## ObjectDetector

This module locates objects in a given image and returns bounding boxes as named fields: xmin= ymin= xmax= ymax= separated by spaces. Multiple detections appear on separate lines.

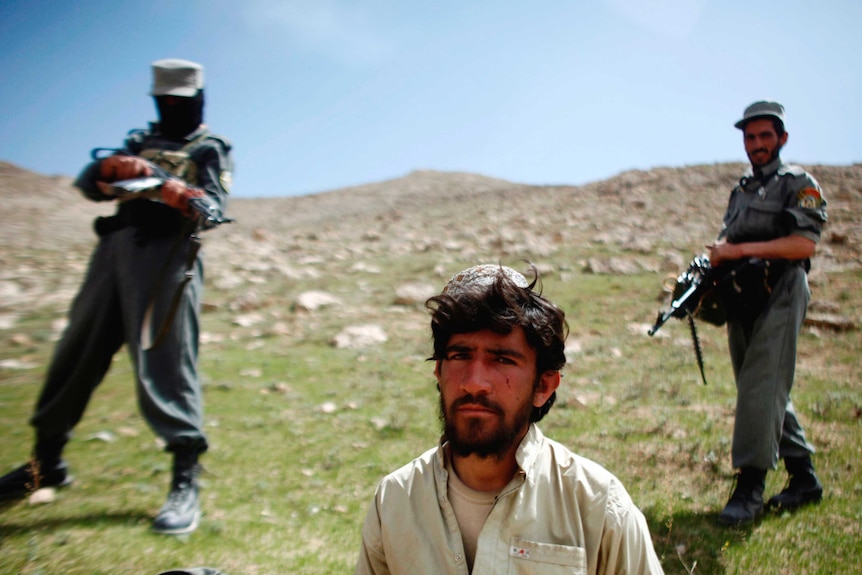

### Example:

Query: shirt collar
xmin=434 ymin=424 xmax=544 ymax=493
xmin=514 ymin=423 xmax=543 ymax=472
xmin=751 ymin=156 xmax=782 ymax=181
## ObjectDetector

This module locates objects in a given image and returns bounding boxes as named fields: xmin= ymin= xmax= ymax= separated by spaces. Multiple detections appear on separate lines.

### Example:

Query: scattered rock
xmin=28 ymin=487 xmax=57 ymax=505
xmin=393 ymin=282 xmax=436 ymax=306
xmin=583 ymin=257 xmax=643 ymax=275
xmin=85 ymin=431 xmax=116 ymax=443
xmin=0 ymin=358 xmax=38 ymax=370
xmin=805 ymin=313 xmax=856 ymax=332
xmin=233 ymin=313 xmax=266 ymax=327
xmin=319 ymin=401 xmax=337 ymax=413
xmin=332 ymin=324 xmax=388 ymax=349
xmin=295 ymin=291 xmax=341 ymax=311
xmin=10 ymin=333 xmax=33 ymax=346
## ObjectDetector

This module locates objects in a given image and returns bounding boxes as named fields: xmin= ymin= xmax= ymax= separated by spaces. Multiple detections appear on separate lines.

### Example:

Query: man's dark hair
xmin=769 ymin=117 xmax=786 ymax=138
xmin=426 ymin=265 xmax=568 ymax=422
xmin=744 ymin=116 xmax=785 ymax=138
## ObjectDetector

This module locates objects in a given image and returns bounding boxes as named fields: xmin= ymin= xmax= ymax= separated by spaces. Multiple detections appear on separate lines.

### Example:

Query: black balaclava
xmin=155 ymin=89 xmax=204 ymax=140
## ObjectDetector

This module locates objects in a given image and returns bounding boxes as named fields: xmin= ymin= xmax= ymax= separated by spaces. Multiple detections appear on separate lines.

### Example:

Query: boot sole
xmin=718 ymin=503 xmax=764 ymax=527
xmin=717 ymin=512 xmax=762 ymax=527
xmin=152 ymin=510 xmax=201 ymax=535
xmin=766 ymin=491 xmax=823 ymax=512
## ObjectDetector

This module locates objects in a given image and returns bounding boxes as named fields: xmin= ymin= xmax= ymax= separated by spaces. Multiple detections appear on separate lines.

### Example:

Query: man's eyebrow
xmin=445 ymin=343 xmax=473 ymax=354
xmin=444 ymin=343 xmax=526 ymax=358
xmin=488 ymin=347 xmax=528 ymax=360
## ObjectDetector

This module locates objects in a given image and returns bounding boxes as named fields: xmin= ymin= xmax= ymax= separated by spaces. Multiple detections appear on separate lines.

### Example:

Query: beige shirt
xmin=446 ymin=456 xmax=500 ymax=570
xmin=355 ymin=425 xmax=665 ymax=575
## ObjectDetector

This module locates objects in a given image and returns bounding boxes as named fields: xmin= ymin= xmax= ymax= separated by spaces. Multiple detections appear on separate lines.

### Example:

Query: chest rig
xmin=139 ymin=130 xmax=209 ymax=186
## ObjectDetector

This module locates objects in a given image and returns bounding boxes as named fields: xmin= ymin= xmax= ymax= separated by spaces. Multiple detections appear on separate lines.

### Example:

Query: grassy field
xmin=1 ymin=244 xmax=860 ymax=574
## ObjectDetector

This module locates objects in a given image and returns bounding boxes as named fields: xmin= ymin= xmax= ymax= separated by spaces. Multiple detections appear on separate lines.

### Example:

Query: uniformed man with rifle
xmin=0 ymin=59 xmax=233 ymax=536
xmin=651 ymin=101 xmax=827 ymax=527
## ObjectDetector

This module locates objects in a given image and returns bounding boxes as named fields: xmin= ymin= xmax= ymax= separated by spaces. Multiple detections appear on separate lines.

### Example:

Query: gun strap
xmin=140 ymin=218 xmax=200 ymax=351
xmin=688 ymin=314 xmax=708 ymax=385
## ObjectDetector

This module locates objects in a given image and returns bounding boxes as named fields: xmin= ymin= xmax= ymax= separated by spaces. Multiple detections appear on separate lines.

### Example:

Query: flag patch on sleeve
xmin=797 ymin=187 xmax=822 ymax=209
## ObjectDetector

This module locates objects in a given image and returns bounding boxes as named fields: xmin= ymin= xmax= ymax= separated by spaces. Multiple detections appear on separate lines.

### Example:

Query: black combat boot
xmin=766 ymin=455 xmax=823 ymax=512
xmin=152 ymin=451 xmax=201 ymax=534
xmin=0 ymin=435 xmax=72 ymax=504
xmin=718 ymin=467 xmax=766 ymax=526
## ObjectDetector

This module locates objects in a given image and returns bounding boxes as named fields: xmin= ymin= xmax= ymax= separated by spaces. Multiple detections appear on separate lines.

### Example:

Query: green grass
xmin=1 ymin=250 xmax=860 ymax=574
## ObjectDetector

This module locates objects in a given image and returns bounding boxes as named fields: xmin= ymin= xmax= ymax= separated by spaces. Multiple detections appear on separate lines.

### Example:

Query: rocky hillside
xmin=1 ymin=160 xmax=860 ymax=339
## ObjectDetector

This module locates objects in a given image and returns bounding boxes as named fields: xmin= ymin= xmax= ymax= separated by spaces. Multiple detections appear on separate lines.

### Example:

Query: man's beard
xmin=439 ymin=390 xmax=534 ymax=460
xmin=748 ymin=143 xmax=782 ymax=169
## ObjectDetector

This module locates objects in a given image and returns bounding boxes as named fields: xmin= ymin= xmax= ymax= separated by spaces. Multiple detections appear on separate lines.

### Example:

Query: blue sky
xmin=1 ymin=0 xmax=859 ymax=198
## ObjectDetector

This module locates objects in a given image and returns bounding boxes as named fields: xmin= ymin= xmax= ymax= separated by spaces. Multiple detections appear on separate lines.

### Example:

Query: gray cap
xmin=442 ymin=264 xmax=529 ymax=298
xmin=150 ymin=59 xmax=204 ymax=97
xmin=734 ymin=100 xmax=785 ymax=130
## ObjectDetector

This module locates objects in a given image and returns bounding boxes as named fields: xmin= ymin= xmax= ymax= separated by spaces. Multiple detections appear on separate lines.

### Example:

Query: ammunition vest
xmin=139 ymin=130 xmax=210 ymax=186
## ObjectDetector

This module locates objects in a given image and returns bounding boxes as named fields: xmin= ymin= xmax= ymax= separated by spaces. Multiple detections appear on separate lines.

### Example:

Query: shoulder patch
xmin=219 ymin=171 xmax=233 ymax=193
xmin=797 ymin=187 xmax=823 ymax=209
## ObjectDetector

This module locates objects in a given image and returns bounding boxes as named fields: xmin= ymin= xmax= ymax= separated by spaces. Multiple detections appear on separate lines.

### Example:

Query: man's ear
xmin=434 ymin=359 xmax=442 ymax=379
xmin=533 ymin=370 xmax=561 ymax=408
xmin=780 ymin=131 xmax=789 ymax=147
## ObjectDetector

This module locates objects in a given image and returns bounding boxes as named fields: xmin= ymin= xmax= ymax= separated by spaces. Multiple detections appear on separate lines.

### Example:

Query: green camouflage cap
xmin=150 ymin=59 xmax=204 ymax=97
xmin=735 ymin=100 xmax=785 ymax=130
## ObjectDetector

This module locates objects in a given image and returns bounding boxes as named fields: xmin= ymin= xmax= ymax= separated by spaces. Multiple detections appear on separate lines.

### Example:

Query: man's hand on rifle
xmin=97 ymin=155 xmax=154 ymax=197
xmin=161 ymin=179 xmax=206 ymax=218
xmin=99 ymin=155 xmax=153 ymax=182
xmin=706 ymin=240 xmax=742 ymax=267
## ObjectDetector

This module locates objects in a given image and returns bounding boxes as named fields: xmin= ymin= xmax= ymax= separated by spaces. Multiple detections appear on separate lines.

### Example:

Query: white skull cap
xmin=442 ymin=264 xmax=529 ymax=297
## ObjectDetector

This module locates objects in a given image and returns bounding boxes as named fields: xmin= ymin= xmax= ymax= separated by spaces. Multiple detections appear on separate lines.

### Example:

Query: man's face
xmin=155 ymin=93 xmax=203 ymax=139
xmin=436 ymin=327 xmax=559 ymax=459
xmin=743 ymin=118 xmax=787 ymax=168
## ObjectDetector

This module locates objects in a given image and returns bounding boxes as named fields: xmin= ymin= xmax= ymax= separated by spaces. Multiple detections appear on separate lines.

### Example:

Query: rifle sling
xmin=140 ymin=218 xmax=200 ymax=351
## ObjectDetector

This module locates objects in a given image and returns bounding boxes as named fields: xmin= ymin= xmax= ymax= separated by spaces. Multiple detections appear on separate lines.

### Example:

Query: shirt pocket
xmin=508 ymin=537 xmax=586 ymax=575
xmin=729 ymin=199 xmax=786 ymax=242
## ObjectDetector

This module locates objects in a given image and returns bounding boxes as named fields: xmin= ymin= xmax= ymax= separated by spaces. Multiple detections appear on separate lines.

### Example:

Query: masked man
xmin=0 ymin=59 xmax=233 ymax=535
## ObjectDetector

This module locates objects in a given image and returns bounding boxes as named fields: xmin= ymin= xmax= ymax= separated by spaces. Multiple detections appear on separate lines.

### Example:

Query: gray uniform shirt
xmin=76 ymin=124 xmax=232 ymax=229
xmin=719 ymin=157 xmax=827 ymax=249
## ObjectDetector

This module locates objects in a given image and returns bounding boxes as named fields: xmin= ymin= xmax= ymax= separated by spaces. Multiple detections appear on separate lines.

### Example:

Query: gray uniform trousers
xmin=30 ymin=225 xmax=207 ymax=454
xmin=727 ymin=265 xmax=814 ymax=470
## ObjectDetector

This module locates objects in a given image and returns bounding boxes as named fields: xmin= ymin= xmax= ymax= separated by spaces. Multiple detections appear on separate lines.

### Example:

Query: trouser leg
xmin=729 ymin=268 xmax=811 ymax=470
xmin=0 ymin=239 xmax=121 ymax=501
xmin=30 ymin=237 xmax=124 ymax=442
xmin=116 ymin=231 xmax=208 ymax=454
xmin=778 ymin=402 xmax=815 ymax=459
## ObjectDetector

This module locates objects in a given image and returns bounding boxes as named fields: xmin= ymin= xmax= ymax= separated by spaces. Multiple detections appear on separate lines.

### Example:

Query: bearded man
xmin=355 ymin=264 xmax=664 ymax=574
xmin=708 ymin=101 xmax=827 ymax=526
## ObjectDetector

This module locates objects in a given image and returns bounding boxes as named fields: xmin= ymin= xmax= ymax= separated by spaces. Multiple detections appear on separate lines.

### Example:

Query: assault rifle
xmin=90 ymin=148 xmax=233 ymax=228
xmin=648 ymin=254 xmax=723 ymax=337
xmin=91 ymin=148 xmax=233 ymax=350
xmin=648 ymin=254 xmax=750 ymax=385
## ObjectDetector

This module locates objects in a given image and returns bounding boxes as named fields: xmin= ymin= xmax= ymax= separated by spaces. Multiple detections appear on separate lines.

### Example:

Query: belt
xmin=94 ymin=200 xmax=188 ymax=238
